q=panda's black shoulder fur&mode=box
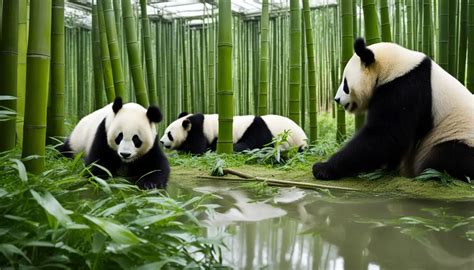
[177,113,213,155]
[313,57,434,179]
[234,116,273,152]
[85,119,170,189]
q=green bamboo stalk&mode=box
[394,0,401,43]
[303,0,317,142]
[0,0,18,151]
[258,0,269,115]
[47,0,65,143]
[216,0,233,154]
[362,0,381,45]
[438,0,449,71]
[76,30,84,118]
[140,0,157,105]
[16,0,27,145]
[339,0,353,142]
[422,0,432,57]
[92,3,105,109]
[208,16,216,113]
[102,0,125,99]
[97,0,115,102]
[112,0,123,63]
[289,0,301,125]
[0,0,3,38]
[457,0,468,83]
[22,0,52,173]
[406,0,413,49]
[379,0,392,42]
[467,0,474,92]
[357,0,380,130]
[448,0,457,75]
[121,0,148,107]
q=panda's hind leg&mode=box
[418,140,474,182]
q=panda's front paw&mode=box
[138,177,167,189]
[312,162,341,180]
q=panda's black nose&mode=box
[335,98,341,104]
[160,140,164,145]
[120,152,131,158]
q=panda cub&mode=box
[313,38,474,181]
[160,112,307,155]
[58,97,170,189]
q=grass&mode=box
[0,148,226,269]
[168,113,474,201]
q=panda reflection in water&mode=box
[313,38,474,181]
[58,97,170,189]
[160,113,308,155]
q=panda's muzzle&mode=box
[119,152,131,159]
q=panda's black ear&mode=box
[112,97,123,114]
[147,106,163,123]
[178,112,189,118]
[354,38,375,66]
[182,119,192,131]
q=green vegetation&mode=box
[0,148,225,268]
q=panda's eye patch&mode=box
[167,131,173,141]
[132,135,142,148]
[343,78,350,94]
[115,132,123,145]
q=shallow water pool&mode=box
[168,180,474,270]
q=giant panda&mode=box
[58,97,170,189]
[312,38,474,181]
[160,112,308,155]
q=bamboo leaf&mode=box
[10,158,28,182]
[84,215,145,245]
[0,244,31,264]
[30,190,73,225]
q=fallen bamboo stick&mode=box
[196,168,360,192]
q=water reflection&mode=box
[169,182,474,270]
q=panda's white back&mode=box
[69,104,113,155]
[261,115,308,149]
[233,115,256,143]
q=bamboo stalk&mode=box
[216,0,233,154]
[22,0,52,173]
[121,0,148,107]
[197,168,360,192]
[47,0,65,143]
[0,0,19,151]
[140,0,157,106]
[92,3,105,109]
[16,0,28,146]
[258,0,269,116]
[303,0,317,143]
[97,0,115,102]
[289,0,301,125]
[379,0,392,42]
[457,0,468,83]
[438,0,449,71]
[422,0,432,57]
[467,0,474,92]
[102,0,125,99]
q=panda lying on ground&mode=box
[58,97,170,189]
[313,38,474,181]
[160,113,308,155]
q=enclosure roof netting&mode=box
[67,0,337,27]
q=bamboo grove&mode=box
[1,0,474,172]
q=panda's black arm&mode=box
[85,120,121,177]
[313,124,411,180]
[130,142,170,189]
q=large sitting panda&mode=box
[58,97,170,189]
[160,112,308,155]
[313,38,474,181]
